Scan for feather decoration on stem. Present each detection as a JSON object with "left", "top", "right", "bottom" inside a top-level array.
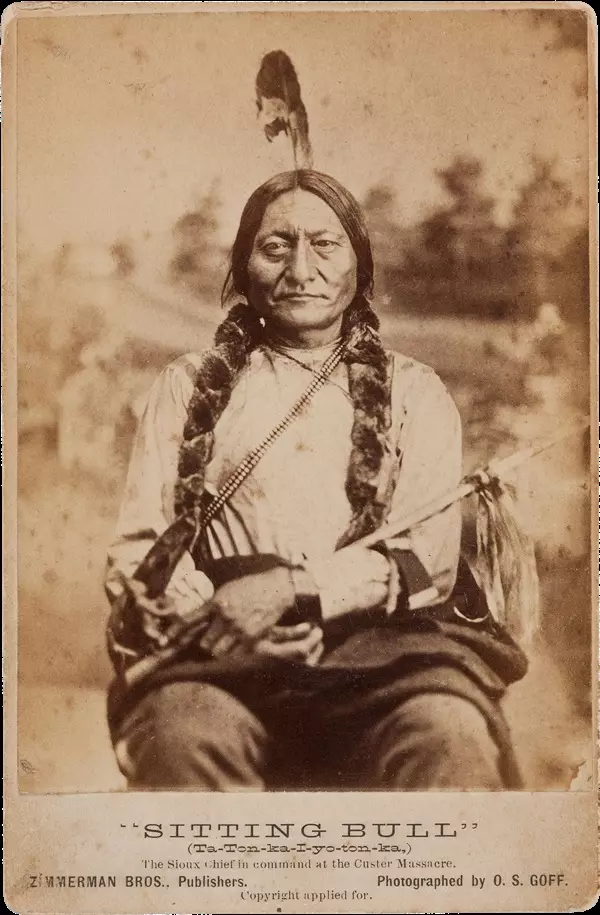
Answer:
[
  {"left": 471, "top": 471, "right": 541, "bottom": 646},
  {"left": 356, "top": 418, "right": 588, "bottom": 646},
  {"left": 256, "top": 50, "right": 313, "bottom": 169}
]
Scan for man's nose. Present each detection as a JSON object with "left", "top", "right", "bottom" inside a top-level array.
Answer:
[{"left": 286, "top": 239, "right": 312, "bottom": 285}]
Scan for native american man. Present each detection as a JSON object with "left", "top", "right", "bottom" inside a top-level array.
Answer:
[{"left": 105, "top": 170, "right": 527, "bottom": 791}]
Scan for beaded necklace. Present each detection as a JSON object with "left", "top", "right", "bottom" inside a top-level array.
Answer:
[{"left": 198, "top": 336, "right": 349, "bottom": 533}]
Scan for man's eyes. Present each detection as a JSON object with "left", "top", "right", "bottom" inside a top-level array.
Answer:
[
  {"left": 261, "top": 238, "right": 339, "bottom": 255},
  {"left": 312, "top": 239, "right": 338, "bottom": 250},
  {"left": 262, "top": 241, "right": 290, "bottom": 255}
]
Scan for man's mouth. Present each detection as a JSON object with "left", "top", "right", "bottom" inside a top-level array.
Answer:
[{"left": 277, "top": 293, "right": 322, "bottom": 303}]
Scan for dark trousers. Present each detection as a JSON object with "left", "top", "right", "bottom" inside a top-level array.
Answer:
[
  {"left": 109, "top": 612, "right": 527, "bottom": 791},
  {"left": 113, "top": 679, "right": 505, "bottom": 791}
]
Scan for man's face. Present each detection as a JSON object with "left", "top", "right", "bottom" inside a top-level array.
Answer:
[{"left": 246, "top": 189, "right": 358, "bottom": 339}]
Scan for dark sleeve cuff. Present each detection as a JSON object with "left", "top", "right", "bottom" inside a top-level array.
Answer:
[
  {"left": 278, "top": 565, "right": 323, "bottom": 626},
  {"left": 375, "top": 543, "right": 439, "bottom": 614}
]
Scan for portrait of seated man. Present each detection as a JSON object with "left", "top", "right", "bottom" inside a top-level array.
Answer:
[
  {"left": 6, "top": 12, "right": 595, "bottom": 915},
  {"left": 104, "top": 169, "right": 529, "bottom": 792}
]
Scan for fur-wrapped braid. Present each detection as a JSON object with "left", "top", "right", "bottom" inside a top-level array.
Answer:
[
  {"left": 338, "top": 298, "right": 393, "bottom": 547},
  {"left": 175, "top": 296, "right": 394, "bottom": 548},
  {"left": 174, "top": 303, "right": 264, "bottom": 515}
]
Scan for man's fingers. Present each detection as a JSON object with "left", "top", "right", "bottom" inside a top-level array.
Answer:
[
  {"left": 254, "top": 640, "right": 290, "bottom": 658},
  {"left": 255, "top": 626, "right": 324, "bottom": 661},
  {"left": 306, "top": 641, "right": 325, "bottom": 666},
  {"left": 209, "top": 630, "right": 244, "bottom": 657},
  {"left": 255, "top": 641, "right": 308, "bottom": 660},
  {"left": 240, "top": 605, "right": 285, "bottom": 639},
  {"left": 304, "top": 626, "right": 323, "bottom": 649},
  {"left": 199, "top": 602, "right": 274, "bottom": 655},
  {"left": 198, "top": 616, "right": 231, "bottom": 652},
  {"left": 268, "top": 623, "right": 312, "bottom": 642},
  {"left": 198, "top": 605, "right": 322, "bottom": 659}
]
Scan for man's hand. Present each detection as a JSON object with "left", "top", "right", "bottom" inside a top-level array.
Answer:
[
  {"left": 254, "top": 623, "right": 324, "bottom": 665},
  {"left": 197, "top": 566, "right": 296, "bottom": 657},
  {"left": 308, "top": 546, "right": 391, "bottom": 621}
]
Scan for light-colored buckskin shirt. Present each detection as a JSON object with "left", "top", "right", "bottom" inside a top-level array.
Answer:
[{"left": 105, "top": 340, "right": 462, "bottom": 619}]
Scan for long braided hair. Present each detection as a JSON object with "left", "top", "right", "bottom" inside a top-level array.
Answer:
[{"left": 175, "top": 170, "right": 393, "bottom": 549}]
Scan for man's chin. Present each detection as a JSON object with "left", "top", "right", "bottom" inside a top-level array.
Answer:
[{"left": 270, "top": 303, "right": 342, "bottom": 332}]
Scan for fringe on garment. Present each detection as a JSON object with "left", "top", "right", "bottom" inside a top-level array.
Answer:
[{"left": 469, "top": 470, "right": 541, "bottom": 647}]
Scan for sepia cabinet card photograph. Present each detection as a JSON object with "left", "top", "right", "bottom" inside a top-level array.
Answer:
[{"left": 2, "top": 1, "right": 598, "bottom": 912}]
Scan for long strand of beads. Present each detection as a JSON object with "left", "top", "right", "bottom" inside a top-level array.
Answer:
[{"left": 201, "top": 339, "right": 347, "bottom": 526}]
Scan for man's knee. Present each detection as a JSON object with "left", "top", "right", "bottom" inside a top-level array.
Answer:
[
  {"left": 149, "top": 681, "right": 264, "bottom": 755},
  {"left": 399, "top": 693, "right": 496, "bottom": 755},
  {"left": 367, "top": 692, "right": 503, "bottom": 790},
  {"left": 115, "top": 681, "right": 268, "bottom": 789}
]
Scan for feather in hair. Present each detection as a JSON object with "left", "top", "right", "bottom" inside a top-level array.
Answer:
[{"left": 256, "top": 50, "right": 313, "bottom": 169}]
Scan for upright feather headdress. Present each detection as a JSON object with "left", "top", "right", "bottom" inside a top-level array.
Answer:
[{"left": 256, "top": 50, "right": 313, "bottom": 169}]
